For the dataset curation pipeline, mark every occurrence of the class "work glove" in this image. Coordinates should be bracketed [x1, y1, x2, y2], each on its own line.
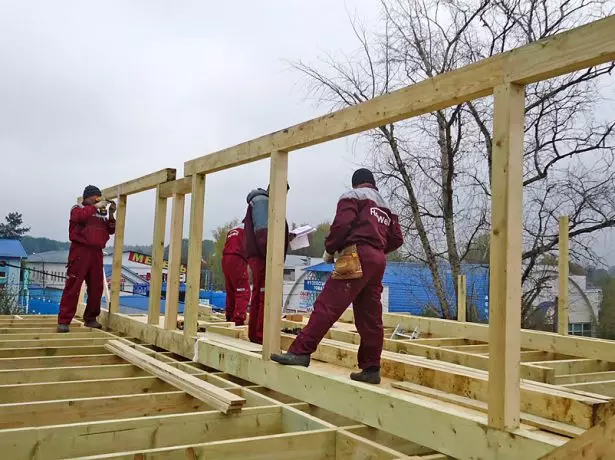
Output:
[323, 250, 334, 264]
[108, 201, 117, 213]
[94, 201, 107, 209]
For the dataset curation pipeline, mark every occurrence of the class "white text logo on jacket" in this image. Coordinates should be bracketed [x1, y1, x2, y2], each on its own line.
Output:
[370, 207, 391, 226]
[227, 229, 240, 239]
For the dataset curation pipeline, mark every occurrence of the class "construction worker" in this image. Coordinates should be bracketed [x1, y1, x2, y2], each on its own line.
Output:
[271, 169, 403, 384]
[57, 185, 116, 332]
[221, 224, 250, 326]
[243, 184, 290, 344]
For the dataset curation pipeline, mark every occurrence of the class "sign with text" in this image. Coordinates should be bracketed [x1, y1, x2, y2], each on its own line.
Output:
[127, 251, 187, 282]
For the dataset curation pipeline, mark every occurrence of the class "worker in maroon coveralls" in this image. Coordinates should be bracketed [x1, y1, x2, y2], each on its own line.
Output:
[243, 184, 290, 344]
[57, 185, 116, 333]
[222, 224, 250, 326]
[272, 169, 403, 384]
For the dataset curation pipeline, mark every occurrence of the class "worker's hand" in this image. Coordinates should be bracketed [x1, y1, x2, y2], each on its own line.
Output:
[323, 250, 334, 264]
[94, 201, 107, 209]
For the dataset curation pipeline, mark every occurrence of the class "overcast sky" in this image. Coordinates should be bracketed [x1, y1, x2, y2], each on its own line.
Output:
[0, 0, 380, 246]
[2, 1, 615, 264]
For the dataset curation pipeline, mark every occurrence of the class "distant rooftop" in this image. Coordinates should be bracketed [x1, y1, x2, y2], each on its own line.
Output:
[0, 239, 28, 259]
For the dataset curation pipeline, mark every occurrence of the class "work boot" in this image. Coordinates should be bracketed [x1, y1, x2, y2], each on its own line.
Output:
[84, 320, 102, 329]
[270, 352, 310, 367]
[350, 367, 381, 384]
[57, 324, 70, 333]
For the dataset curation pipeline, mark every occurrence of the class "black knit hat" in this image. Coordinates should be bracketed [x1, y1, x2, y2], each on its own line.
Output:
[83, 185, 102, 199]
[351, 168, 376, 187]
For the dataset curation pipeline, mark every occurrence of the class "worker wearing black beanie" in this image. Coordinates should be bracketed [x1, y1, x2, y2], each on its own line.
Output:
[351, 168, 376, 188]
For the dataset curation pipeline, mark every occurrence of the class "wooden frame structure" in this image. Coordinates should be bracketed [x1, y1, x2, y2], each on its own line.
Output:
[10, 14, 613, 459]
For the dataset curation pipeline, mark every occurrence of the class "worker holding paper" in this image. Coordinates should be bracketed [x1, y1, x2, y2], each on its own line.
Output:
[243, 184, 290, 344]
[271, 169, 403, 384]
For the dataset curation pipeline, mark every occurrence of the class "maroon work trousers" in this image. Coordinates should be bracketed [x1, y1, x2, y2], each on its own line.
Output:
[288, 245, 386, 369]
[222, 254, 250, 326]
[58, 244, 104, 325]
[247, 257, 266, 344]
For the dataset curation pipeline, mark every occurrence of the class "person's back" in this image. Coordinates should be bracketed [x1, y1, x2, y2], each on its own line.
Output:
[243, 185, 290, 343]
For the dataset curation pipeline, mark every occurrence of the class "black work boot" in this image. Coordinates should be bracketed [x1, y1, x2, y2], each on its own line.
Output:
[84, 320, 102, 329]
[57, 324, 70, 333]
[350, 367, 381, 384]
[270, 352, 310, 367]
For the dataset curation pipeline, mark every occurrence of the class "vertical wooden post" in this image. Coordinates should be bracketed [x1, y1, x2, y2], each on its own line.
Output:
[558, 215, 569, 335]
[148, 186, 168, 326]
[185, 174, 206, 337]
[165, 193, 186, 330]
[76, 283, 86, 318]
[262, 150, 289, 359]
[457, 275, 467, 322]
[110, 194, 127, 314]
[488, 82, 525, 430]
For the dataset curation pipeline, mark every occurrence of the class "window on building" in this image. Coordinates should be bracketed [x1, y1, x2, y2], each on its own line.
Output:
[283, 269, 295, 282]
[568, 322, 592, 337]
[0, 271, 5, 279]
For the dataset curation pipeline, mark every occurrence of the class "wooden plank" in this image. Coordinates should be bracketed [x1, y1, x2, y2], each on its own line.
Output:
[105, 340, 245, 413]
[0, 391, 215, 429]
[343, 425, 435, 456]
[0, 337, 109, 348]
[0, 376, 173, 403]
[100, 168, 176, 197]
[0, 363, 145, 385]
[280, 335, 610, 429]
[0, 331, 106, 340]
[184, 16, 615, 175]
[488, 82, 526, 430]
[165, 192, 185, 330]
[158, 176, 192, 198]
[0, 344, 109, 358]
[0, 353, 122, 370]
[110, 194, 127, 314]
[336, 429, 408, 459]
[564, 380, 615, 398]
[558, 215, 569, 335]
[532, 359, 611, 376]
[556, 371, 615, 385]
[184, 173, 206, 337]
[538, 413, 615, 460]
[263, 150, 289, 359]
[148, 185, 168, 325]
[457, 275, 467, 322]
[196, 339, 563, 460]
[67, 430, 336, 460]
[0, 406, 283, 460]
[392, 381, 584, 438]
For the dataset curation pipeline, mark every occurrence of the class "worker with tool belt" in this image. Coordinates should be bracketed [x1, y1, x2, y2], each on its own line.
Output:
[243, 184, 290, 344]
[222, 224, 250, 326]
[57, 185, 116, 332]
[272, 169, 403, 384]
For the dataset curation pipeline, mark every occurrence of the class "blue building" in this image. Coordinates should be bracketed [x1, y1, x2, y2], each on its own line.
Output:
[303, 262, 490, 321]
[0, 239, 27, 289]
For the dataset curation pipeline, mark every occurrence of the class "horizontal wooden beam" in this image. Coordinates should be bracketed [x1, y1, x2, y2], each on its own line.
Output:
[532, 359, 611, 376]
[0, 337, 110, 349]
[0, 406, 285, 459]
[67, 430, 338, 460]
[0, 376, 173, 403]
[556, 371, 615, 385]
[281, 335, 612, 429]
[0, 345, 109, 358]
[0, 331, 107, 341]
[0, 363, 145, 385]
[563, 380, 615, 398]
[158, 177, 192, 198]
[0, 391, 214, 429]
[101, 168, 177, 198]
[184, 15, 615, 175]
[0, 353, 122, 369]
[196, 339, 563, 459]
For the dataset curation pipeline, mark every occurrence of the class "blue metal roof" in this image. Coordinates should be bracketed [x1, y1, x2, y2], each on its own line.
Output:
[305, 261, 490, 320]
[0, 239, 27, 259]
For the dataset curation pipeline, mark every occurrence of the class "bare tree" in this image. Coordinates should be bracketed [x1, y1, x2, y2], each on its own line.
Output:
[291, 0, 615, 324]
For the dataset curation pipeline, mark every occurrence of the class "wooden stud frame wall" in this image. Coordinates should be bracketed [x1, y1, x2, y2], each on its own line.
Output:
[70, 15, 615, 459]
